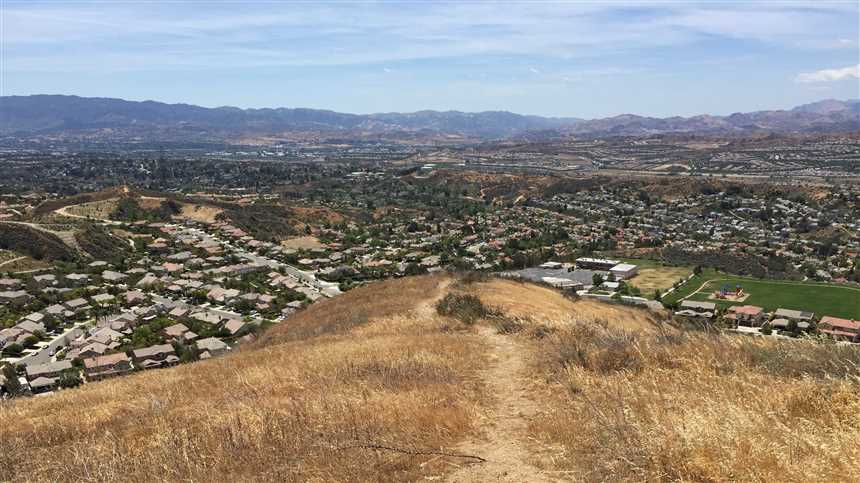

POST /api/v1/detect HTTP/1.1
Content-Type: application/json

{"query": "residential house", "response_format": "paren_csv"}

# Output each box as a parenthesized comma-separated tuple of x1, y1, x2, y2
(726, 305, 766, 326)
(191, 311, 223, 326)
(32, 274, 57, 287)
(25, 360, 73, 392)
(101, 271, 128, 283)
(773, 308, 815, 325)
(77, 342, 110, 359)
(65, 273, 90, 286)
(0, 290, 31, 307)
(818, 316, 860, 342)
(14, 320, 46, 336)
(65, 298, 91, 313)
(676, 300, 717, 320)
(223, 319, 247, 336)
(0, 278, 21, 290)
(0, 328, 27, 347)
(83, 353, 134, 381)
(91, 293, 116, 305)
(163, 323, 189, 340)
(131, 344, 178, 369)
(124, 290, 147, 305)
(196, 337, 230, 359)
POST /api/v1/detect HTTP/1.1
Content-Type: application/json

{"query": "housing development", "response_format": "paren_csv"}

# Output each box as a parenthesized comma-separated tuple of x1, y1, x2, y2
(1, 148, 858, 396)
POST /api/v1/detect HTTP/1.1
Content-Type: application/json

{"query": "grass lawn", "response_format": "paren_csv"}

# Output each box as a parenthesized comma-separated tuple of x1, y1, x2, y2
(665, 269, 860, 320)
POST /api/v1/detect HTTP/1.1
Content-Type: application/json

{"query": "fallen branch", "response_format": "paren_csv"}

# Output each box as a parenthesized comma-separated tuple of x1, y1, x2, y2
(334, 442, 487, 462)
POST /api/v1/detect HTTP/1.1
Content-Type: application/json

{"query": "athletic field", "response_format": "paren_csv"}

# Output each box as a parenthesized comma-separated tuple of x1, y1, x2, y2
(666, 271, 860, 320)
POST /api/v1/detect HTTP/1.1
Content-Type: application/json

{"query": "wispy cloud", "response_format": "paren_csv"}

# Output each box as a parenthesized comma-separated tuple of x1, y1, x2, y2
(3, 2, 858, 72)
(796, 64, 860, 83)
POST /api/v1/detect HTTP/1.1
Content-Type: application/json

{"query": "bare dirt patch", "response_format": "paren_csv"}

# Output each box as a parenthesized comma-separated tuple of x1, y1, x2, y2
(290, 206, 346, 225)
(60, 198, 120, 220)
(280, 236, 326, 250)
(445, 325, 560, 482)
(137, 196, 166, 209)
(629, 266, 692, 293)
(177, 203, 224, 223)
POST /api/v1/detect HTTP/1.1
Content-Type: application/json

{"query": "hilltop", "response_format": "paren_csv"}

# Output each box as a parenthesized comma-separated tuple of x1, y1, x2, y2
(1, 274, 858, 481)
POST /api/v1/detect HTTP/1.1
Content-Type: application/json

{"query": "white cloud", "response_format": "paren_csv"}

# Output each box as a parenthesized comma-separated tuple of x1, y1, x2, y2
(3, 2, 858, 73)
(796, 64, 860, 83)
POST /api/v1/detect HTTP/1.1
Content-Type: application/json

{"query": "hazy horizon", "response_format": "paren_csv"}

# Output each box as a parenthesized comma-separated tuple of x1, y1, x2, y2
(2, 1, 859, 118)
(4, 92, 859, 120)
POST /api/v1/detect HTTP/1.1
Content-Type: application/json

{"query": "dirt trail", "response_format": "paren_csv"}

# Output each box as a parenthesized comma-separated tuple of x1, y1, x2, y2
(413, 278, 452, 320)
(445, 326, 558, 482)
(0, 256, 25, 269)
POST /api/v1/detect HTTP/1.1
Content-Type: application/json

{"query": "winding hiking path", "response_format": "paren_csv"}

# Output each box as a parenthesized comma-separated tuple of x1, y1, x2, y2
(446, 326, 557, 482)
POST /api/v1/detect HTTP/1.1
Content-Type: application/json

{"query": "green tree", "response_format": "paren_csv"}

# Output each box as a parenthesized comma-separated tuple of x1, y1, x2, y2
(1, 364, 22, 396)
(58, 369, 82, 389)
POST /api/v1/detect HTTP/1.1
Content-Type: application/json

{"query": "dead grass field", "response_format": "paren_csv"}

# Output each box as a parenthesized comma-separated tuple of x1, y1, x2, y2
(2, 274, 858, 482)
(290, 206, 346, 225)
(0, 256, 52, 272)
(0, 275, 491, 482)
(137, 196, 167, 209)
(629, 265, 692, 294)
(280, 235, 326, 250)
(526, 323, 860, 481)
(176, 203, 224, 223)
(0, 249, 18, 264)
(472, 278, 664, 332)
(61, 198, 120, 220)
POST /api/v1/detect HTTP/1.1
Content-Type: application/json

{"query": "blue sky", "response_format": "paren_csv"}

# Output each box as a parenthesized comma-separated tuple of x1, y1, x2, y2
(2, 1, 859, 118)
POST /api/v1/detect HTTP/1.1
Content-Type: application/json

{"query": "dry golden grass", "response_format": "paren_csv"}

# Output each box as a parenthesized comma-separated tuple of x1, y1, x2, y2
(137, 196, 166, 209)
(0, 274, 489, 482)
(3, 273, 859, 482)
(280, 235, 326, 250)
(472, 278, 664, 332)
(176, 203, 224, 223)
(61, 198, 120, 220)
(526, 323, 860, 481)
(290, 206, 346, 225)
(629, 265, 692, 293)
(0, 256, 52, 272)
(0, 249, 19, 264)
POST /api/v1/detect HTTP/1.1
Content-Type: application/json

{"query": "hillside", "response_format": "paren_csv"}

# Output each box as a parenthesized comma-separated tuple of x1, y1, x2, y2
(2, 275, 859, 481)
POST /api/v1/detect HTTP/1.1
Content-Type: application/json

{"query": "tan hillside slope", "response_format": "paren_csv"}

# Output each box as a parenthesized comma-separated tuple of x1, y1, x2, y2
(2, 275, 860, 482)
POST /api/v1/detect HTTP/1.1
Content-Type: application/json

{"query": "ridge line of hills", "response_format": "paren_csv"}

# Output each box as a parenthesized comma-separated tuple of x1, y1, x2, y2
(1, 94, 858, 141)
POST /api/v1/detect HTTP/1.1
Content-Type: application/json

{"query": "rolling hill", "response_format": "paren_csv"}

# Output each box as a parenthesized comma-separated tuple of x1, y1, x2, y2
(2, 275, 858, 482)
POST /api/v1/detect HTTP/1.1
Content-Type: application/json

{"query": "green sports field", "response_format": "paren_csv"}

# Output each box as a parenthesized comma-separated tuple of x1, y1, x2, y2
(665, 270, 860, 320)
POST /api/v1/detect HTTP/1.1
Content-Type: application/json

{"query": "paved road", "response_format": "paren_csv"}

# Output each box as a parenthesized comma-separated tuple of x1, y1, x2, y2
(17, 324, 87, 367)
(181, 226, 341, 298)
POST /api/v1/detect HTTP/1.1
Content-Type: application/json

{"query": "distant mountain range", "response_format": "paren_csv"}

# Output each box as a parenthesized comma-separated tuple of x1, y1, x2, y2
(0, 95, 857, 142)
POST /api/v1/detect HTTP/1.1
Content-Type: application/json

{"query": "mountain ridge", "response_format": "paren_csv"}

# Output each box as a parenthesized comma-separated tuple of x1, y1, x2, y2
(0, 94, 857, 141)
